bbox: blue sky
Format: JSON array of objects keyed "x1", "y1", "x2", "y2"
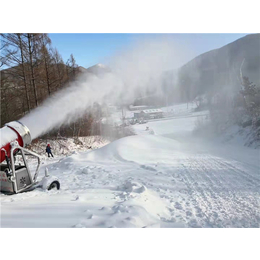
[{"x1": 49, "y1": 33, "x2": 248, "y2": 69}]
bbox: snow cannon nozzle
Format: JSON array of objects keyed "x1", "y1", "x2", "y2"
[
  {"x1": 5, "y1": 121, "x2": 32, "y2": 147},
  {"x1": 0, "y1": 121, "x2": 32, "y2": 163}
]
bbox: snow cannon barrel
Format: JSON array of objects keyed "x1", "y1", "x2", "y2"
[{"x1": 0, "y1": 121, "x2": 31, "y2": 163}]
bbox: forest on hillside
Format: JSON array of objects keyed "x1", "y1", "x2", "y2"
[{"x1": 0, "y1": 33, "x2": 102, "y2": 138}]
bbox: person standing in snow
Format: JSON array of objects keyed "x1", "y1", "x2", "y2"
[{"x1": 46, "y1": 144, "x2": 54, "y2": 158}]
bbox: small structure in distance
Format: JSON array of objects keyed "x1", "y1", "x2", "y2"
[{"x1": 134, "y1": 108, "x2": 163, "y2": 120}]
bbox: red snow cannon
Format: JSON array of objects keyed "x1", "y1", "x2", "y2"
[
  {"x1": 0, "y1": 121, "x2": 60, "y2": 194},
  {"x1": 0, "y1": 121, "x2": 32, "y2": 164}
]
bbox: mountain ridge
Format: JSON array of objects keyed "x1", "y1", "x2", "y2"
[{"x1": 174, "y1": 33, "x2": 260, "y2": 102}]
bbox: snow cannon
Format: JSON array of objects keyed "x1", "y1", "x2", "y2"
[
  {"x1": 0, "y1": 121, "x2": 60, "y2": 194},
  {"x1": 0, "y1": 121, "x2": 32, "y2": 164}
]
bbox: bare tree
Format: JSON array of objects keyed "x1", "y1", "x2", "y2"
[
  {"x1": 39, "y1": 34, "x2": 54, "y2": 96},
  {"x1": 17, "y1": 34, "x2": 31, "y2": 111},
  {"x1": 67, "y1": 54, "x2": 78, "y2": 80},
  {"x1": 24, "y1": 33, "x2": 39, "y2": 107},
  {"x1": 52, "y1": 48, "x2": 66, "y2": 90},
  {"x1": 1, "y1": 33, "x2": 31, "y2": 112}
]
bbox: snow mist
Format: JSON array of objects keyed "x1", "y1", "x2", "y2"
[{"x1": 20, "y1": 36, "x2": 190, "y2": 140}]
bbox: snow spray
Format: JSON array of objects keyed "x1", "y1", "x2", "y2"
[{"x1": 17, "y1": 37, "x2": 190, "y2": 140}]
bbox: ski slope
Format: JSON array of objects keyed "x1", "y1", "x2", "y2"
[{"x1": 1, "y1": 106, "x2": 260, "y2": 228}]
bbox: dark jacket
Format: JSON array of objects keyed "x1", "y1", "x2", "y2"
[{"x1": 46, "y1": 146, "x2": 52, "y2": 153}]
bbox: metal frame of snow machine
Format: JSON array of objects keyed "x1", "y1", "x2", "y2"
[{"x1": 0, "y1": 122, "x2": 60, "y2": 195}]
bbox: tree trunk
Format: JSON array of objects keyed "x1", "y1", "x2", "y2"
[
  {"x1": 77, "y1": 119, "x2": 82, "y2": 138},
  {"x1": 17, "y1": 34, "x2": 30, "y2": 112},
  {"x1": 43, "y1": 49, "x2": 51, "y2": 95},
  {"x1": 27, "y1": 33, "x2": 38, "y2": 107}
]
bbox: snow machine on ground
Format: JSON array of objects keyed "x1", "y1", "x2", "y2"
[{"x1": 0, "y1": 121, "x2": 60, "y2": 195}]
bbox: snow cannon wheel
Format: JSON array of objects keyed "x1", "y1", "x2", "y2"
[{"x1": 47, "y1": 181, "x2": 60, "y2": 191}]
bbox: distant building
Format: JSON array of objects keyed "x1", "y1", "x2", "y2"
[
  {"x1": 134, "y1": 109, "x2": 163, "y2": 120},
  {"x1": 129, "y1": 105, "x2": 149, "y2": 111}
]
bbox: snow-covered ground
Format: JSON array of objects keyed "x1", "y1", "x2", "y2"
[
  {"x1": 1, "y1": 104, "x2": 259, "y2": 228},
  {"x1": 28, "y1": 136, "x2": 110, "y2": 157}
]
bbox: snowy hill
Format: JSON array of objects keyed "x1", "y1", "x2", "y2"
[
  {"x1": 1, "y1": 103, "x2": 259, "y2": 228},
  {"x1": 84, "y1": 63, "x2": 111, "y2": 76},
  {"x1": 164, "y1": 34, "x2": 260, "y2": 103}
]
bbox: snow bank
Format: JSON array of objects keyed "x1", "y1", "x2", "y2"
[
  {"x1": 78, "y1": 135, "x2": 183, "y2": 165},
  {"x1": 216, "y1": 125, "x2": 260, "y2": 149},
  {"x1": 28, "y1": 136, "x2": 110, "y2": 157}
]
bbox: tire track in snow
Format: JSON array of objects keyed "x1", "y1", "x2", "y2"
[
  {"x1": 188, "y1": 156, "x2": 232, "y2": 227},
  {"x1": 188, "y1": 155, "x2": 260, "y2": 227},
  {"x1": 175, "y1": 160, "x2": 213, "y2": 227},
  {"x1": 195, "y1": 157, "x2": 245, "y2": 227},
  {"x1": 164, "y1": 154, "x2": 260, "y2": 227},
  {"x1": 206, "y1": 157, "x2": 260, "y2": 227}
]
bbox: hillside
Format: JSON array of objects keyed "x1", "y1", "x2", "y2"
[
  {"x1": 83, "y1": 63, "x2": 111, "y2": 77},
  {"x1": 175, "y1": 34, "x2": 260, "y2": 101}
]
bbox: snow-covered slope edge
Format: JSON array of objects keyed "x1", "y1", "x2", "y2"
[{"x1": 1, "y1": 135, "x2": 186, "y2": 228}]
